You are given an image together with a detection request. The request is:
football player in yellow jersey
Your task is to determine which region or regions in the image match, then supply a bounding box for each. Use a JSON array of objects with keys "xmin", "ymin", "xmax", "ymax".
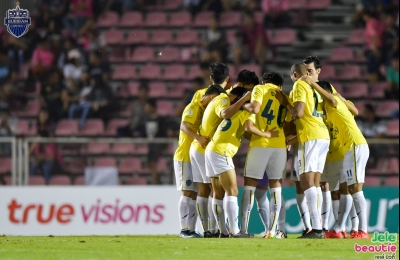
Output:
[
  {"xmin": 174, "ymin": 85, "xmax": 225, "ymax": 238},
  {"xmin": 240, "ymin": 72, "xmax": 289, "ymax": 238},
  {"xmin": 302, "ymin": 78, "xmax": 370, "ymax": 239},
  {"xmin": 277, "ymin": 63, "xmax": 330, "ymax": 238}
]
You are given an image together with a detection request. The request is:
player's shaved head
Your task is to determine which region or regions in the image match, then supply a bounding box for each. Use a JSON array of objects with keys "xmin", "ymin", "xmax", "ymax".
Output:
[{"xmin": 291, "ymin": 63, "xmax": 307, "ymax": 76}]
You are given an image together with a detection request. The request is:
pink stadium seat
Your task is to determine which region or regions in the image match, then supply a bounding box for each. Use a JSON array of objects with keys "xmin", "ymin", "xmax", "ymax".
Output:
[
  {"xmin": 0, "ymin": 157, "xmax": 12, "ymax": 175},
  {"xmin": 3, "ymin": 176, "xmax": 12, "ymax": 185},
  {"xmin": 55, "ymin": 120, "xmax": 78, "ymax": 136},
  {"xmin": 139, "ymin": 65, "xmax": 161, "ymax": 80},
  {"xmin": 119, "ymin": 12, "xmax": 142, "ymax": 28},
  {"xmin": 162, "ymin": 0, "xmax": 183, "ymax": 10},
  {"xmin": 343, "ymin": 83, "xmax": 368, "ymax": 99},
  {"xmin": 220, "ymin": 11, "xmax": 241, "ymax": 27},
  {"xmin": 119, "ymin": 158, "xmax": 143, "ymax": 174},
  {"xmin": 193, "ymin": 11, "xmax": 214, "ymax": 27},
  {"xmin": 157, "ymin": 158, "xmax": 168, "ymax": 172},
  {"xmin": 116, "ymin": 85, "xmax": 129, "ymax": 98},
  {"xmin": 337, "ymin": 65, "xmax": 361, "ymax": 80},
  {"xmin": 369, "ymin": 82, "xmax": 387, "ymax": 99},
  {"xmin": 319, "ymin": 64, "xmax": 336, "ymax": 79},
  {"xmin": 74, "ymin": 176, "xmax": 85, "ymax": 185},
  {"xmin": 126, "ymin": 177, "xmax": 148, "ymax": 185},
  {"xmin": 330, "ymin": 47, "xmax": 354, "ymax": 63},
  {"xmin": 346, "ymin": 29, "xmax": 365, "ymax": 45},
  {"xmin": 237, "ymin": 176, "xmax": 244, "ymax": 186},
  {"xmin": 330, "ymin": 82, "xmax": 343, "ymax": 94},
  {"xmin": 134, "ymin": 144, "xmax": 149, "ymax": 155},
  {"xmin": 16, "ymin": 119, "xmax": 37, "ymax": 136},
  {"xmin": 83, "ymin": 143, "xmax": 110, "ymax": 155},
  {"xmin": 226, "ymin": 30, "xmax": 236, "ymax": 43},
  {"xmin": 163, "ymin": 64, "xmax": 186, "ymax": 81},
  {"xmin": 149, "ymin": 82, "xmax": 168, "ymax": 97},
  {"xmin": 289, "ymin": 0, "xmax": 307, "ymax": 9},
  {"xmin": 364, "ymin": 177, "xmax": 382, "ymax": 186},
  {"xmin": 157, "ymin": 100, "xmax": 175, "ymax": 116},
  {"xmin": 78, "ymin": 119, "xmax": 105, "ymax": 136},
  {"xmin": 353, "ymin": 100, "xmax": 367, "ymax": 115},
  {"xmin": 29, "ymin": 176, "xmax": 46, "ymax": 185},
  {"xmin": 254, "ymin": 12, "xmax": 264, "ymax": 24},
  {"xmin": 104, "ymin": 29, "xmax": 124, "ymax": 45},
  {"xmin": 238, "ymin": 64, "xmax": 261, "ymax": 78},
  {"xmin": 49, "ymin": 175, "xmax": 71, "ymax": 186},
  {"xmin": 105, "ymin": 119, "xmax": 128, "ymax": 136},
  {"xmin": 168, "ymin": 11, "xmax": 191, "ymax": 27},
  {"xmin": 66, "ymin": 158, "xmax": 86, "ymax": 175},
  {"xmin": 307, "ymin": 0, "xmax": 331, "ymax": 10},
  {"xmin": 144, "ymin": 12, "xmax": 167, "ymax": 27},
  {"xmin": 111, "ymin": 143, "xmax": 135, "ymax": 155},
  {"xmin": 385, "ymin": 177, "xmax": 399, "ymax": 186},
  {"xmin": 270, "ymin": 29, "xmax": 297, "ymax": 45},
  {"xmin": 127, "ymin": 81, "xmax": 140, "ymax": 97},
  {"xmin": 387, "ymin": 158, "xmax": 399, "ymax": 174},
  {"xmin": 125, "ymin": 30, "xmax": 149, "ymax": 45},
  {"xmin": 156, "ymin": 47, "xmax": 180, "ymax": 62},
  {"xmin": 130, "ymin": 47, "xmax": 154, "ymax": 63},
  {"xmin": 18, "ymin": 101, "xmax": 40, "ymax": 117},
  {"xmin": 97, "ymin": 11, "xmax": 119, "ymax": 28},
  {"xmin": 150, "ymin": 30, "xmax": 173, "ymax": 45},
  {"xmin": 376, "ymin": 101, "xmax": 399, "ymax": 117},
  {"xmin": 175, "ymin": 30, "xmax": 199, "ymax": 45},
  {"xmin": 386, "ymin": 120, "xmax": 399, "ymax": 137},
  {"xmin": 169, "ymin": 82, "xmax": 190, "ymax": 98},
  {"xmin": 94, "ymin": 157, "xmax": 117, "ymax": 167},
  {"xmin": 188, "ymin": 65, "xmax": 202, "ymax": 79},
  {"xmin": 108, "ymin": 47, "xmax": 129, "ymax": 63},
  {"xmin": 112, "ymin": 65, "xmax": 136, "ymax": 80}
]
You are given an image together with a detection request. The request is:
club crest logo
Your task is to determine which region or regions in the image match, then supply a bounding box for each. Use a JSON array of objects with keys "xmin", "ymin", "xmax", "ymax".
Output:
[{"xmin": 4, "ymin": 1, "xmax": 31, "ymax": 38}]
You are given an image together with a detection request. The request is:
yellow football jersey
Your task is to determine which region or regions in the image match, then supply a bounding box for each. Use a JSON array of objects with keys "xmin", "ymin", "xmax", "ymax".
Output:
[
  {"xmin": 191, "ymin": 87, "xmax": 208, "ymax": 103},
  {"xmin": 174, "ymin": 101, "xmax": 205, "ymax": 162},
  {"xmin": 292, "ymin": 80, "xmax": 330, "ymax": 143},
  {"xmin": 249, "ymin": 84, "xmax": 288, "ymax": 148},
  {"xmin": 191, "ymin": 93, "xmax": 230, "ymax": 153},
  {"xmin": 207, "ymin": 110, "xmax": 253, "ymax": 158},
  {"xmin": 325, "ymin": 97, "xmax": 366, "ymax": 160}
]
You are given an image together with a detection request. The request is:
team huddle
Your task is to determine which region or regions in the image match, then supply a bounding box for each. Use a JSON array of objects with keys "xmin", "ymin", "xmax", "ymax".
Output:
[{"xmin": 173, "ymin": 56, "xmax": 370, "ymax": 239}]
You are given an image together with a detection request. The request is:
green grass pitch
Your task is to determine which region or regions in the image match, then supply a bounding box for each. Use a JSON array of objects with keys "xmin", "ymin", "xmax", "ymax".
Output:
[{"xmin": 0, "ymin": 234, "xmax": 398, "ymax": 260}]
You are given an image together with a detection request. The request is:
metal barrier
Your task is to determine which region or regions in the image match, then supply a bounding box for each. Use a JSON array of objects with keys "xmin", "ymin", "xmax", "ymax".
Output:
[{"xmin": 0, "ymin": 137, "xmax": 18, "ymax": 185}]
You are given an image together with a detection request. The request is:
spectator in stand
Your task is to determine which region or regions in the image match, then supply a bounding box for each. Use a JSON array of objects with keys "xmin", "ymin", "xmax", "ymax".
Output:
[
  {"xmin": 42, "ymin": 0, "xmax": 69, "ymax": 32},
  {"xmin": 63, "ymin": 0, "xmax": 94, "ymax": 35},
  {"xmin": 202, "ymin": 16, "xmax": 228, "ymax": 63},
  {"xmin": 63, "ymin": 49, "xmax": 85, "ymax": 89},
  {"xmin": 0, "ymin": 109, "xmax": 13, "ymax": 155},
  {"xmin": 85, "ymin": 75, "xmax": 114, "ymax": 125},
  {"xmin": 40, "ymin": 69, "xmax": 65, "ymax": 122},
  {"xmin": 385, "ymin": 54, "xmax": 399, "ymax": 99},
  {"xmin": 81, "ymin": 29, "xmax": 106, "ymax": 53},
  {"xmin": 356, "ymin": 104, "xmax": 387, "ymax": 138},
  {"xmin": 88, "ymin": 51, "xmax": 110, "ymax": 82},
  {"xmin": 36, "ymin": 108, "xmax": 56, "ymax": 136},
  {"xmin": 117, "ymin": 84, "xmax": 149, "ymax": 137},
  {"xmin": 0, "ymin": 33, "xmax": 11, "ymax": 84},
  {"xmin": 261, "ymin": 0, "xmax": 290, "ymax": 28},
  {"xmin": 175, "ymin": 77, "xmax": 206, "ymax": 117},
  {"xmin": 1, "ymin": 72, "xmax": 27, "ymax": 111},
  {"xmin": 57, "ymin": 38, "xmax": 77, "ymax": 69},
  {"xmin": 183, "ymin": 0, "xmax": 202, "ymax": 15},
  {"xmin": 200, "ymin": 0, "xmax": 230, "ymax": 16},
  {"xmin": 62, "ymin": 70, "xmax": 89, "ymax": 115},
  {"xmin": 31, "ymin": 37, "xmax": 55, "ymax": 78},
  {"xmin": 382, "ymin": 12, "xmax": 399, "ymax": 65}
]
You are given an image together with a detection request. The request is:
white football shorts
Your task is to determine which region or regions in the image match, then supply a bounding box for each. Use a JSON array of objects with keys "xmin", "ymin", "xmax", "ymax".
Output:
[
  {"xmin": 321, "ymin": 160, "xmax": 344, "ymax": 191},
  {"xmin": 245, "ymin": 147, "xmax": 287, "ymax": 180},
  {"xmin": 290, "ymin": 145, "xmax": 300, "ymax": 182},
  {"xmin": 297, "ymin": 139, "xmax": 330, "ymax": 175},
  {"xmin": 174, "ymin": 160, "xmax": 198, "ymax": 192},
  {"xmin": 189, "ymin": 147, "xmax": 210, "ymax": 184},
  {"xmin": 342, "ymin": 144, "xmax": 369, "ymax": 186},
  {"xmin": 205, "ymin": 150, "xmax": 234, "ymax": 178}
]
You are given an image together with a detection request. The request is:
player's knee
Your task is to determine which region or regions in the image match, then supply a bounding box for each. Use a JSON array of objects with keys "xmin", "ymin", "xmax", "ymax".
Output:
[
  {"xmin": 331, "ymin": 190, "xmax": 340, "ymax": 200},
  {"xmin": 339, "ymin": 182, "xmax": 349, "ymax": 195},
  {"xmin": 226, "ymin": 187, "xmax": 238, "ymax": 197},
  {"xmin": 320, "ymin": 182, "xmax": 328, "ymax": 192}
]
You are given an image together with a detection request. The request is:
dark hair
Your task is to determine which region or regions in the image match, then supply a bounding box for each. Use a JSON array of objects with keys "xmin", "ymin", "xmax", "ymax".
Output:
[
  {"xmin": 303, "ymin": 56, "xmax": 322, "ymax": 70},
  {"xmin": 192, "ymin": 77, "xmax": 205, "ymax": 86},
  {"xmin": 204, "ymin": 84, "xmax": 225, "ymax": 96},
  {"xmin": 230, "ymin": 86, "xmax": 248, "ymax": 98},
  {"xmin": 146, "ymin": 98, "xmax": 157, "ymax": 109},
  {"xmin": 364, "ymin": 104, "xmax": 374, "ymax": 113},
  {"xmin": 209, "ymin": 63, "xmax": 229, "ymax": 84},
  {"xmin": 317, "ymin": 80, "xmax": 333, "ymax": 93},
  {"xmin": 291, "ymin": 63, "xmax": 307, "ymax": 75},
  {"xmin": 262, "ymin": 72, "xmax": 284, "ymax": 86},
  {"xmin": 237, "ymin": 70, "xmax": 259, "ymax": 86}
]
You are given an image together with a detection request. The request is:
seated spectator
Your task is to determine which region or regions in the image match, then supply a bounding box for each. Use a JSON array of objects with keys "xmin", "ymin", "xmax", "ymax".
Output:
[
  {"xmin": 88, "ymin": 51, "xmax": 110, "ymax": 82},
  {"xmin": 36, "ymin": 108, "xmax": 56, "ymax": 136},
  {"xmin": 81, "ymin": 29, "xmax": 106, "ymax": 53},
  {"xmin": 202, "ymin": 17, "xmax": 228, "ymax": 63},
  {"xmin": 63, "ymin": 49, "xmax": 85, "ymax": 89},
  {"xmin": 0, "ymin": 33, "xmax": 11, "ymax": 84},
  {"xmin": 356, "ymin": 104, "xmax": 387, "ymax": 138},
  {"xmin": 261, "ymin": 0, "xmax": 290, "ymax": 28},
  {"xmin": 1, "ymin": 72, "xmax": 27, "ymax": 111},
  {"xmin": 63, "ymin": 0, "xmax": 94, "ymax": 34},
  {"xmin": 175, "ymin": 77, "xmax": 206, "ymax": 117},
  {"xmin": 61, "ymin": 70, "xmax": 89, "ymax": 114},
  {"xmin": 385, "ymin": 54, "xmax": 399, "ymax": 99},
  {"xmin": 31, "ymin": 37, "xmax": 55, "ymax": 78},
  {"xmin": 183, "ymin": 0, "xmax": 202, "ymax": 15},
  {"xmin": 0, "ymin": 109, "xmax": 13, "ymax": 155},
  {"xmin": 200, "ymin": 0, "xmax": 230, "ymax": 16},
  {"xmin": 40, "ymin": 69, "xmax": 65, "ymax": 122}
]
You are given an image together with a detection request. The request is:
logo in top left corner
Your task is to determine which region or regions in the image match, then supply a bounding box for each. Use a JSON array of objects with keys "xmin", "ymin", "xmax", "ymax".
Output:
[{"xmin": 4, "ymin": 1, "xmax": 31, "ymax": 38}]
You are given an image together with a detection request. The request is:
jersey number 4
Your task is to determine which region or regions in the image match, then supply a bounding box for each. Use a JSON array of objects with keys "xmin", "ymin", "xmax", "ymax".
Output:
[{"xmin": 261, "ymin": 99, "xmax": 288, "ymax": 127}]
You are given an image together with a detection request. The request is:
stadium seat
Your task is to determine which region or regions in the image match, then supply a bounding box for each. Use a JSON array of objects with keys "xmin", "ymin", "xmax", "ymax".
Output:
[
  {"xmin": 175, "ymin": 30, "xmax": 199, "ymax": 45},
  {"xmin": 254, "ymin": 11, "xmax": 264, "ymax": 24},
  {"xmin": 270, "ymin": 29, "xmax": 297, "ymax": 45},
  {"xmin": 119, "ymin": 12, "xmax": 143, "ymax": 28},
  {"xmin": 94, "ymin": 157, "xmax": 117, "ymax": 167},
  {"xmin": 343, "ymin": 83, "xmax": 368, "ymax": 99},
  {"xmin": 386, "ymin": 120, "xmax": 399, "ymax": 137},
  {"xmin": 127, "ymin": 81, "xmax": 140, "ymax": 97},
  {"xmin": 226, "ymin": 30, "xmax": 236, "ymax": 44},
  {"xmin": 168, "ymin": 11, "xmax": 192, "ymax": 27},
  {"xmin": 319, "ymin": 64, "xmax": 336, "ymax": 79},
  {"xmin": 162, "ymin": 0, "xmax": 183, "ymax": 10},
  {"xmin": 220, "ymin": 11, "xmax": 241, "ymax": 27},
  {"xmin": 49, "ymin": 175, "xmax": 71, "ymax": 185},
  {"xmin": 130, "ymin": 47, "xmax": 154, "ymax": 63},
  {"xmin": 78, "ymin": 119, "xmax": 105, "ymax": 136},
  {"xmin": 97, "ymin": 11, "xmax": 119, "ymax": 28},
  {"xmin": 346, "ymin": 29, "xmax": 365, "ymax": 45},
  {"xmin": 330, "ymin": 82, "xmax": 343, "ymax": 94},
  {"xmin": 237, "ymin": 176, "xmax": 244, "ymax": 186},
  {"xmin": 376, "ymin": 101, "xmax": 399, "ymax": 117},
  {"xmin": 369, "ymin": 82, "xmax": 387, "ymax": 99},
  {"xmin": 388, "ymin": 157, "xmax": 399, "ymax": 174},
  {"xmin": 139, "ymin": 65, "xmax": 161, "ymax": 80},
  {"xmin": 150, "ymin": 30, "xmax": 173, "ymax": 45},
  {"xmin": 0, "ymin": 157, "xmax": 12, "ymax": 175},
  {"xmin": 108, "ymin": 47, "xmax": 129, "ymax": 63},
  {"xmin": 364, "ymin": 177, "xmax": 382, "ymax": 186},
  {"xmin": 329, "ymin": 47, "xmax": 354, "ymax": 63},
  {"xmin": 55, "ymin": 120, "xmax": 78, "ymax": 136},
  {"xmin": 18, "ymin": 101, "xmax": 40, "ymax": 117},
  {"xmin": 126, "ymin": 177, "xmax": 148, "ymax": 185},
  {"xmin": 16, "ymin": 119, "xmax": 36, "ymax": 136},
  {"xmin": 134, "ymin": 144, "xmax": 149, "ymax": 155},
  {"xmin": 238, "ymin": 64, "xmax": 261, "ymax": 78},
  {"xmin": 112, "ymin": 64, "xmax": 136, "ymax": 80},
  {"xmin": 157, "ymin": 100, "xmax": 175, "ymax": 116},
  {"xmin": 353, "ymin": 100, "xmax": 367, "ymax": 115},
  {"xmin": 149, "ymin": 82, "xmax": 168, "ymax": 97},
  {"xmin": 169, "ymin": 82, "xmax": 190, "ymax": 98},
  {"xmin": 367, "ymin": 158, "xmax": 392, "ymax": 175},
  {"xmin": 156, "ymin": 47, "xmax": 180, "ymax": 62},
  {"xmin": 29, "ymin": 176, "xmax": 46, "ymax": 185},
  {"xmin": 163, "ymin": 64, "xmax": 186, "ymax": 81},
  {"xmin": 82, "ymin": 143, "xmax": 110, "ymax": 155},
  {"xmin": 307, "ymin": 0, "xmax": 331, "ymax": 10},
  {"xmin": 74, "ymin": 176, "xmax": 85, "ymax": 185},
  {"xmin": 337, "ymin": 65, "xmax": 361, "ymax": 80},
  {"xmin": 289, "ymin": 0, "xmax": 307, "ymax": 9},
  {"xmin": 144, "ymin": 12, "xmax": 167, "ymax": 27},
  {"xmin": 118, "ymin": 158, "xmax": 143, "ymax": 174},
  {"xmin": 125, "ymin": 30, "xmax": 149, "ymax": 45},
  {"xmin": 385, "ymin": 177, "xmax": 399, "ymax": 186},
  {"xmin": 193, "ymin": 11, "xmax": 214, "ymax": 27},
  {"xmin": 111, "ymin": 143, "xmax": 135, "ymax": 155},
  {"xmin": 157, "ymin": 158, "xmax": 168, "ymax": 172},
  {"xmin": 187, "ymin": 65, "xmax": 203, "ymax": 79},
  {"xmin": 66, "ymin": 158, "xmax": 86, "ymax": 175},
  {"xmin": 104, "ymin": 29, "xmax": 124, "ymax": 45},
  {"xmin": 105, "ymin": 119, "xmax": 128, "ymax": 136},
  {"xmin": 118, "ymin": 104, "xmax": 131, "ymax": 118},
  {"xmin": 3, "ymin": 176, "xmax": 12, "ymax": 185}
]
